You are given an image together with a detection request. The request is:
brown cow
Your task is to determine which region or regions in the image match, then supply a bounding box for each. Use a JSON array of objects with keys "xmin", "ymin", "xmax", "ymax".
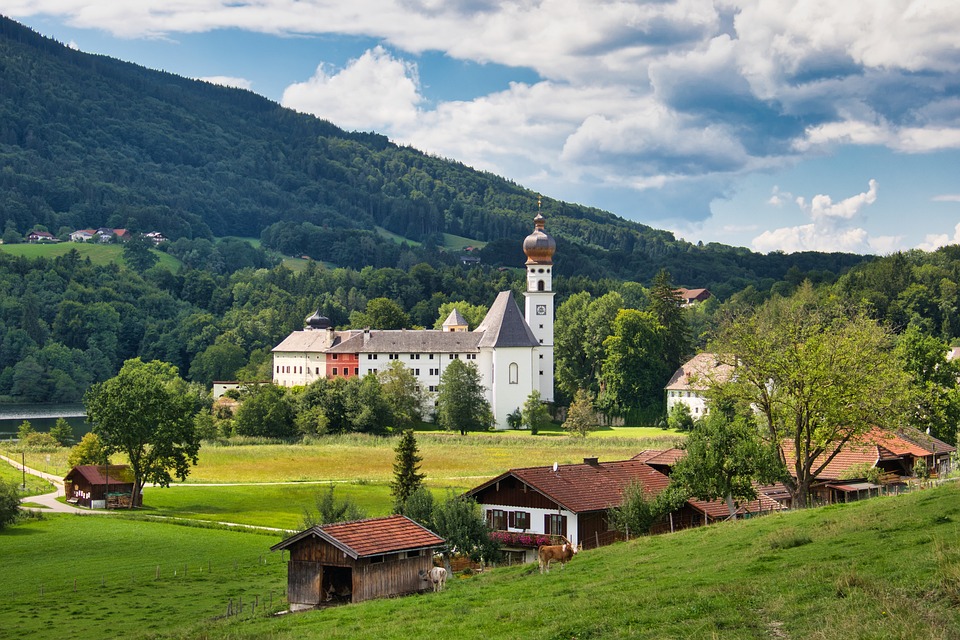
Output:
[{"xmin": 537, "ymin": 541, "xmax": 580, "ymax": 574}]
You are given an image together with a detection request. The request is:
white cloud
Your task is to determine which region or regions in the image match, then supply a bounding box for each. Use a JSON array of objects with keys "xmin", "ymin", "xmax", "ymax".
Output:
[
  {"xmin": 767, "ymin": 186, "xmax": 791, "ymax": 206},
  {"xmin": 917, "ymin": 223, "xmax": 960, "ymax": 252},
  {"xmin": 282, "ymin": 46, "xmax": 422, "ymax": 132},
  {"xmin": 933, "ymin": 194, "xmax": 960, "ymax": 202},
  {"xmin": 198, "ymin": 75, "xmax": 252, "ymax": 90},
  {"xmin": 752, "ymin": 180, "xmax": 888, "ymax": 253}
]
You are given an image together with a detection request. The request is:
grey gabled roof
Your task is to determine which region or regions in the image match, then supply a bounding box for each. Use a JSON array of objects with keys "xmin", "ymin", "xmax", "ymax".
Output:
[
  {"xmin": 442, "ymin": 308, "xmax": 469, "ymax": 328},
  {"xmin": 475, "ymin": 291, "xmax": 539, "ymax": 348},
  {"xmin": 326, "ymin": 329, "xmax": 482, "ymax": 353}
]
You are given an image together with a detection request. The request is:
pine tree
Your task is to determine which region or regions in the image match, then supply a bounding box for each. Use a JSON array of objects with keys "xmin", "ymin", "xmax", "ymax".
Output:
[{"xmin": 390, "ymin": 429, "xmax": 426, "ymax": 511}]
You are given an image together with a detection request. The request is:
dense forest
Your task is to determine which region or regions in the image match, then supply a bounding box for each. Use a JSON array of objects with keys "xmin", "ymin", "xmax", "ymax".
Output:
[{"xmin": 0, "ymin": 15, "xmax": 870, "ymax": 295}]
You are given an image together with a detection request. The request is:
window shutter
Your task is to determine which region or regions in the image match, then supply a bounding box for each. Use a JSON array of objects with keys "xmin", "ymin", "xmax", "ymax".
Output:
[
  {"xmin": 508, "ymin": 511, "xmax": 515, "ymax": 528},
  {"xmin": 561, "ymin": 516, "xmax": 567, "ymax": 538},
  {"xmin": 544, "ymin": 514, "xmax": 551, "ymax": 533}
]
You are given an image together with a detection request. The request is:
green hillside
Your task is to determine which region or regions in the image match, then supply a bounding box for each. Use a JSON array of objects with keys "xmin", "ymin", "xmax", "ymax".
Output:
[
  {"xmin": 0, "ymin": 16, "xmax": 869, "ymax": 292},
  {"xmin": 153, "ymin": 482, "xmax": 960, "ymax": 640},
  {"xmin": 0, "ymin": 241, "xmax": 180, "ymax": 270}
]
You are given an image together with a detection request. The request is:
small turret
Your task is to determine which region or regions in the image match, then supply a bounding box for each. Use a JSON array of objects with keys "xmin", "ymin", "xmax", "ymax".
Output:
[{"xmin": 304, "ymin": 309, "xmax": 331, "ymax": 330}]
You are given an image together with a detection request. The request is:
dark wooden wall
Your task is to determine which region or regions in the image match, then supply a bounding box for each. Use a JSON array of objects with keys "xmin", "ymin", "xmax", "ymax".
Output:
[{"xmin": 472, "ymin": 476, "xmax": 559, "ymax": 510}]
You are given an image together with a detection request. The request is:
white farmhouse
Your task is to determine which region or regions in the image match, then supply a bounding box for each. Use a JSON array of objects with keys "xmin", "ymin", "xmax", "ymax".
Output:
[
  {"xmin": 271, "ymin": 212, "xmax": 556, "ymax": 430},
  {"xmin": 664, "ymin": 352, "xmax": 732, "ymax": 418}
]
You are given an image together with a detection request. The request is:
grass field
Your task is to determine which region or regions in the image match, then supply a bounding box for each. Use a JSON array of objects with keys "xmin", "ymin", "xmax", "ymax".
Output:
[
  {"xmin": 0, "ymin": 458, "xmax": 55, "ymax": 497},
  {"xmin": 0, "ymin": 241, "xmax": 179, "ymax": 270},
  {"xmin": 0, "ymin": 515, "xmax": 286, "ymax": 640},
  {"xmin": 151, "ymin": 482, "xmax": 960, "ymax": 640},
  {"xmin": 142, "ymin": 482, "xmax": 467, "ymax": 530}
]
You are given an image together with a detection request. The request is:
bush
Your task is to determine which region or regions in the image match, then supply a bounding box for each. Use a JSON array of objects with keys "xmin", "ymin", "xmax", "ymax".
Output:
[{"xmin": 0, "ymin": 479, "xmax": 22, "ymax": 530}]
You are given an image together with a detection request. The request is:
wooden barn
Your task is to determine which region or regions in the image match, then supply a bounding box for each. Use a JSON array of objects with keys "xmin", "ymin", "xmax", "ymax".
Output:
[
  {"xmin": 63, "ymin": 465, "xmax": 141, "ymax": 509},
  {"xmin": 271, "ymin": 514, "xmax": 446, "ymax": 611}
]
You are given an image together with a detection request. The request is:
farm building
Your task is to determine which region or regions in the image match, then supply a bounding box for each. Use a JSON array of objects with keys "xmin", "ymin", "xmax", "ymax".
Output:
[
  {"xmin": 466, "ymin": 454, "xmax": 781, "ymax": 563},
  {"xmin": 63, "ymin": 464, "xmax": 141, "ymax": 509},
  {"xmin": 271, "ymin": 515, "xmax": 446, "ymax": 611}
]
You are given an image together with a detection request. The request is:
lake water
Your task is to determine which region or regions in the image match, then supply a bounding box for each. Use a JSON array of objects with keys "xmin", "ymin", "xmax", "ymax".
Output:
[{"xmin": 0, "ymin": 404, "xmax": 89, "ymax": 442}]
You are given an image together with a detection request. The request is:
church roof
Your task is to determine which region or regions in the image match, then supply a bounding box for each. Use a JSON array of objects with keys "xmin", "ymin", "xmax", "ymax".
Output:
[
  {"xmin": 271, "ymin": 330, "xmax": 334, "ymax": 353},
  {"xmin": 475, "ymin": 291, "xmax": 540, "ymax": 348}
]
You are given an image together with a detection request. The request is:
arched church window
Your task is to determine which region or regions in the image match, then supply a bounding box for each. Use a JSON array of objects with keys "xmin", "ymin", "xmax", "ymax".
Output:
[
  {"xmin": 509, "ymin": 362, "xmax": 519, "ymax": 384},
  {"xmin": 537, "ymin": 280, "xmax": 545, "ymax": 291}
]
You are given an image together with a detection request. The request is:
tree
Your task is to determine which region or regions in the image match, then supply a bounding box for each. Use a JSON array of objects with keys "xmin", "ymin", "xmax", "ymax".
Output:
[
  {"xmin": 649, "ymin": 268, "xmax": 691, "ymax": 375},
  {"xmin": 563, "ymin": 389, "xmax": 598, "ymax": 437},
  {"xmin": 68, "ymin": 432, "xmax": 106, "ymax": 467},
  {"xmin": 300, "ymin": 483, "xmax": 366, "ymax": 528},
  {"xmin": 16, "ymin": 420, "xmax": 34, "ymax": 440},
  {"xmin": 598, "ymin": 309, "xmax": 665, "ymax": 411},
  {"xmin": 84, "ymin": 358, "xmax": 203, "ymax": 508},
  {"xmin": 607, "ymin": 480, "xmax": 656, "ymax": 538},
  {"xmin": 668, "ymin": 410, "xmax": 783, "ymax": 518},
  {"xmin": 49, "ymin": 418, "xmax": 73, "ymax": 446},
  {"xmin": 711, "ymin": 284, "xmax": 909, "ymax": 507},
  {"xmin": 400, "ymin": 486, "xmax": 435, "ymax": 531},
  {"xmin": 436, "ymin": 359, "xmax": 493, "ymax": 435},
  {"xmin": 521, "ymin": 390, "xmax": 551, "ymax": 434},
  {"xmin": 432, "ymin": 491, "xmax": 501, "ymax": 564},
  {"xmin": 896, "ymin": 326, "xmax": 960, "ymax": 445},
  {"xmin": 390, "ymin": 430, "xmax": 426, "ymax": 511},
  {"xmin": 349, "ymin": 297, "xmax": 410, "ymax": 330},
  {"xmin": 122, "ymin": 235, "xmax": 159, "ymax": 272},
  {"xmin": 666, "ymin": 402, "xmax": 695, "ymax": 431},
  {"xmin": 0, "ymin": 480, "xmax": 21, "ymax": 530},
  {"xmin": 379, "ymin": 360, "xmax": 424, "ymax": 431},
  {"xmin": 189, "ymin": 342, "xmax": 247, "ymax": 386},
  {"xmin": 233, "ymin": 383, "xmax": 296, "ymax": 438}
]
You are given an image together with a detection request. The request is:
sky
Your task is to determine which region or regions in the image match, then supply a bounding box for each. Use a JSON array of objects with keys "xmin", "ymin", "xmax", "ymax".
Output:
[{"xmin": 3, "ymin": 1, "xmax": 960, "ymax": 255}]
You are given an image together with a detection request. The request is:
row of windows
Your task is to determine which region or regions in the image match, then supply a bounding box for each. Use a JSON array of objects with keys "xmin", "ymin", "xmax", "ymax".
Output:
[
  {"xmin": 668, "ymin": 391, "xmax": 699, "ymax": 398},
  {"xmin": 486, "ymin": 509, "xmax": 565, "ymax": 536}
]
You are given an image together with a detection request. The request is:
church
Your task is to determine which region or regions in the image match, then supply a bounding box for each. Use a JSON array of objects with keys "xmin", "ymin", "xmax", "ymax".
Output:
[{"xmin": 271, "ymin": 212, "xmax": 556, "ymax": 430}]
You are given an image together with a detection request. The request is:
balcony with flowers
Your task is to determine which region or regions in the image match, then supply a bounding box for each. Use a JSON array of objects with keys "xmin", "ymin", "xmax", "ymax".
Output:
[{"xmin": 489, "ymin": 530, "xmax": 565, "ymax": 548}]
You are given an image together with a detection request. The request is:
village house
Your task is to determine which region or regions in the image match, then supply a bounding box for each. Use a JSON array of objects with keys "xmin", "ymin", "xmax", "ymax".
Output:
[
  {"xmin": 69, "ymin": 228, "xmax": 96, "ymax": 242},
  {"xmin": 63, "ymin": 464, "xmax": 140, "ymax": 509},
  {"xmin": 664, "ymin": 352, "xmax": 733, "ymax": 418},
  {"xmin": 465, "ymin": 453, "xmax": 781, "ymax": 563},
  {"xmin": 270, "ymin": 515, "xmax": 445, "ymax": 610},
  {"xmin": 676, "ymin": 287, "xmax": 712, "ymax": 306},
  {"xmin": 272, "ymin": 212, "xmax": 557, "ymax": 430},
  {"xmin": 26, "ymin": 230, "xmax": 57, "ymax": 243}
]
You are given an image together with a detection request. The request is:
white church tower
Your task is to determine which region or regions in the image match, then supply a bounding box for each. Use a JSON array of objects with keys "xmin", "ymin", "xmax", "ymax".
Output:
[{"xmin": 522, "ymin": 203, "xmax": 556, "ymax": 403}]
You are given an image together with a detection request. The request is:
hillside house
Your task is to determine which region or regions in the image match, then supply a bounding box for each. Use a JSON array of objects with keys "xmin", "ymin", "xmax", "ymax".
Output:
[
  {"xmin": 271, "ymin": 515, "xmax": 445, "ymax": 610},
  {"xmin": 665, "ymin": 353, "xmax": 733, "ymax": 418},
  {"xmin": 677, "ymin": 288, "xmax": 712, "ymax": 306},
  {"xmin": 465, "ymin": 454, "xmax": 780, "ymax": 563},
  {"xmin": 64, "ymin": 464, "xmax": 140, "ymax": 509},
  {"xmin": 70, "ymin": 229, "xmax": 96, "ymax": 242},
  {"xmin": 26, "ymin": 230, "xmax": 56, "ymax": 243}
]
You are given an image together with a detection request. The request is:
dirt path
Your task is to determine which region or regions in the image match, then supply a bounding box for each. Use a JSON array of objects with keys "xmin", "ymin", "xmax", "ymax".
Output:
[{"xmin": 0, "ymin": 453, "xmax": 91, "ymax": 513}]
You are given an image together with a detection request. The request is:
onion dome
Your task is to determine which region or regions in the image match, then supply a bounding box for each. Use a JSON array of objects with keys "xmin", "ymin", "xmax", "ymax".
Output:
[
  {"xmin": 522, "ymin": 212, "xmax": 556, "ymax": 265},
  {"xmin": 304, "ymin": 309, "xmax": 331, "ymax": 330}
]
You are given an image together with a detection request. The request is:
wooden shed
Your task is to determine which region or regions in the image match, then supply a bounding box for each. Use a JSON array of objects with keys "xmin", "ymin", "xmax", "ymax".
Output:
[
  {"xmin": 271, "ymin": 515, "xmax": 446, "ymax": 611},
  {"xmin": 63, "ymin": 465, "xmax": 141, "ymax": 509}
]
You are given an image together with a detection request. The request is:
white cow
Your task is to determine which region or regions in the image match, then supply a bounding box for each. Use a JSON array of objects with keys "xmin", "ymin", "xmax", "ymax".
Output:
[{"xmin": 418, "ymin": 566, "xmax": 447, "ymax": 592}]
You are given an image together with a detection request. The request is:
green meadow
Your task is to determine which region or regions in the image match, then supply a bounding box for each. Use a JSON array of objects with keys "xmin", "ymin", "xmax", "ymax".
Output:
[
  {"xmin": 0, "ymin": 241, "xmax": 179, "ymax": 270},
  {"xmin": 1, "ymin": 515, "xmax": 286, "ymax": 640},
  {"xmin": 135, "ymin": 481, "xmax": 960, "ymax": 640},
  {"xmin": 0, "ymin": 459, "xmax": 54, "ymax": 497}
]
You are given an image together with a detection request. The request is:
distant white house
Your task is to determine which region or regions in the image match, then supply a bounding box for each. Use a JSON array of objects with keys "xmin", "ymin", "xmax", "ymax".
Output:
[{"xmin": 664, "ymin": 353, "xmax": 733, "ymax": 418}]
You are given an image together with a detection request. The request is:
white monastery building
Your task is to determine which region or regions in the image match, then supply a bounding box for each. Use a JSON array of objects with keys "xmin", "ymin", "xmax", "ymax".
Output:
[{"xmin": 272, "ymin": 213, "xmax": 557, "ymax": 430}]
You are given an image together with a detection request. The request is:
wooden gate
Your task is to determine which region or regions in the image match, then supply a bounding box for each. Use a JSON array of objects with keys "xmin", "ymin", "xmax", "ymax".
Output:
[{"xmin": 287, "ymin": 560, "xmax": 322, "ymax": 606}]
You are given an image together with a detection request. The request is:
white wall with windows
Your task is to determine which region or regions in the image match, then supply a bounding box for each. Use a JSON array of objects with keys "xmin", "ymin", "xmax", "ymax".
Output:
[{"xmin": 482, "ymin": 503, "xmax": 580, "ymax": 546}]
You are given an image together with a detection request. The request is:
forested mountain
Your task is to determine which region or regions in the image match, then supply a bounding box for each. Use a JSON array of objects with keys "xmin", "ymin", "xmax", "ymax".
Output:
[{"xmin": 0, "ymin": 16, "xmax": 869, "ymax": 294}]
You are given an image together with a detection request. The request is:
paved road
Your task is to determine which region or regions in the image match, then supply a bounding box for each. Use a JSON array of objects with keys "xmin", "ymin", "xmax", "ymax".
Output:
[{"xmin": 0, "ymin": 453, "xmax": 88, "ymax": 514}]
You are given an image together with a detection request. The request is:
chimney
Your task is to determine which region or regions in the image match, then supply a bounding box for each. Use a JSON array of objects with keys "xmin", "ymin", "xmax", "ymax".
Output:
[{"xmin": 583, "ymin": 457, "xmax": 599, "ymax": 466}]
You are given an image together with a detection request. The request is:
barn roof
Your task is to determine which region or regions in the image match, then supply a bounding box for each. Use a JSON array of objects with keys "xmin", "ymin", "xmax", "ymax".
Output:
[
  {"xmin": 270, "ymin": 515, "xmax": 445, "ymax": 559},
  {"xmin": 64, "ymin": 465, "xmax": 134, "ymax": 486}
]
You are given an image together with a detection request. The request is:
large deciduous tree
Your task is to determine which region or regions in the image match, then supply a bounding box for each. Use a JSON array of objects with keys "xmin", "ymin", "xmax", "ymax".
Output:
[
  {"xmin": 436, "ymin": 359, "xmax": 493, "ymax": 435},
  {"xmin": 84, "ymin": 358, "xmax": 204, "ymax": 508},
  {"xmin": 668, "ymin": 409, "xmax": 784, "ymax": 518},
  {"xmin": 649, "ymin": 269, "xmax": 690, "ymax": 377},
  {"xmin": 598, "ymin": 309, "xmax": 665, "ymax": 412},
  {"xmin": 233, "ymin": 383, "xmax": 297, "ymax": 438},
  {"xmin": 379, "ymin": 360, "xmax": 425, "ymax": 431},
  {"xmin": 712, "ymin": 285, "xmax": 909, "ymax": 508},
  {"xmin": 896, "ymin": 326, "xmax": 960, "ymax": 445}
]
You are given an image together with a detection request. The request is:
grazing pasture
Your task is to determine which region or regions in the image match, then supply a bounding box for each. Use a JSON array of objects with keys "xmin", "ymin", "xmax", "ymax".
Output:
[
  {"xmin": 146, "ymin": 482, "xmax": 960, "ymax": 640},
  {"xmin": 0, "ymin": 459, "xmax": 54, "ymax": 497},
  {"xmin": 0, "ymin": 515, "xmax": 285, "ymax": 640}
]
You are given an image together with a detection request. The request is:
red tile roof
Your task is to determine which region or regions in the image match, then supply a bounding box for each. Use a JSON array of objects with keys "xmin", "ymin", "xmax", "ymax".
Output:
[
  {"xmin": 467, "ymin": 455, "xmax": 781, "ymax": 520},
  {"xmin": 272, "ymin": 515, "xmax": 445, "ymax": 559}
]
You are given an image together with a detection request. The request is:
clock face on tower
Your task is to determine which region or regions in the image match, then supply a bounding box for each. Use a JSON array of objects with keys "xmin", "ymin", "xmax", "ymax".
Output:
[{"xmin": 536, "ymin": 304, "xmax": 547, "ymax": 315}]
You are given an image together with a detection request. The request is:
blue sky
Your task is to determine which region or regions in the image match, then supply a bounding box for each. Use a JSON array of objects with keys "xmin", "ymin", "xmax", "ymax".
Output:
[{"xmin": 4, "ymin": 2, "xmax": 960, "ymax": 254}]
